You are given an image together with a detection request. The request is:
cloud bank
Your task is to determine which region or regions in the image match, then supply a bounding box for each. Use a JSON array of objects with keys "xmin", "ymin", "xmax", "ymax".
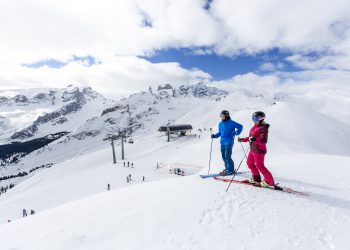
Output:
[{"xmin": 0, "ymin": 0, "xmax": 349, "ymax": 96}]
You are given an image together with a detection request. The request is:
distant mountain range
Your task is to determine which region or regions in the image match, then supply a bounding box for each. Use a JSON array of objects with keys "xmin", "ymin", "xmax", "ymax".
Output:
[{"xmin": 0, "ymin": 83, "xmax": 227, "ymax": 165}]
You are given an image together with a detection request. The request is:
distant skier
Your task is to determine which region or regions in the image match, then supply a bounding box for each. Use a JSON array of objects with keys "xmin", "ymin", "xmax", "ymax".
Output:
[
  {"xmin": 107, "ymin": 184, "xmax": 110, "ymax": 191},
  {"xmin": 238, "ymin": 111, "xmax": 275, "ymax": 188},
  {"xmin": 211, "ymin": 110, "xmax": 243, "ymax": 175},
  {"xmin": 126, "ymin": 176, "xmax": 130, "ymax": 183},
  {"xmin": 30, "ymin": 210, "xmax": 35, "ymax": 215},
  {"xmin": 123, "ymin": 162, "xmax": 126, "ymax": 167},
  {"xmin": 23, "ymin": 209, "xmax": 27, "ymax": 217},
  {"xmin": 142, "ymin": 176, "xmax": 145, "ymax": 181},
  {"xmin": 128, "ymin": 174, "xmax": 132, "ymax": 181},
  {"xmin": 131, "ymin": 163, "xmax": 134, "ymax": 168},
  {"xmin": 156, "ymin": 163, "xmax": 159, "ymax": 169},
  {"xmin": 127, "ymin": 161, "xmax": 130, "ymax": 167}
]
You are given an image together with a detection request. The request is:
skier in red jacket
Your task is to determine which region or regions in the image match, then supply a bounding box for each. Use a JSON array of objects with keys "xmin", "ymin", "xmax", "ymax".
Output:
[{"xmin": 238, "ymin": 111, "xmax": 275, "ymax": 188}]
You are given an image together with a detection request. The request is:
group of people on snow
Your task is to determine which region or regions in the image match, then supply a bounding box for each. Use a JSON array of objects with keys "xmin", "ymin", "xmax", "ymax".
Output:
[
  {"xmin": 211, "ymin": 110, "xmax": 275, "ymax": 188},
  {"xmin": 125, "ymin": 174, "xmax": 145, "ymax": 184},
  {"xmin": 107, "ymin": 175, "xmax": 146, "ymax": 190},
  {"xmin": 169, "ymin": 168, "xmax": 185, "ymax": 176},
  {"xmin": 123, "ymin": 161, "xmax": 134, "ymax": 168},
  {"xmin": 0, "ymin": 184, "xmax": 15, "ymax": 195},
  {"xmin": 22, "ymin": 209, "xmax": 35, "ymax": 217}
]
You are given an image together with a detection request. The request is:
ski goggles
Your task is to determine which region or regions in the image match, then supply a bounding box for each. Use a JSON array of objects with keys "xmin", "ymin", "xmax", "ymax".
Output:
[{"xmin": 252, "ymin": 115, "xmax": 260, "ymax": 123}]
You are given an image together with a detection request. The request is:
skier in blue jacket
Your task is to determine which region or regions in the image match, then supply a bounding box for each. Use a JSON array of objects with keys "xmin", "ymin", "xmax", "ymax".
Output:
[{"xmin": 211, "ymin": 110, "xmax": 243, "ymax": 175}]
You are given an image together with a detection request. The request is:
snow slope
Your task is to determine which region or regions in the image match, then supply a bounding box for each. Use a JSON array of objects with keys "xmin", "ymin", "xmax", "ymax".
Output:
[
  {"xmin": 0, "ymin": 152, "xmax": 349, "ymax": 250},
  {"xmin": 0, "ymin": 80, "xmax": 350, "ymax": 249}
]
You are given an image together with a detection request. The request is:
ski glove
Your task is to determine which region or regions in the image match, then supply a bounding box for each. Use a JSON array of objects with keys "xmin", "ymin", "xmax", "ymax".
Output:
[
  {"xmin": 211, "ymin": 134, "xmax": 216, "ymax": 138},
  {"xmin": 237, "ymin": 137, "xmax": 243, "ymax": 142}
]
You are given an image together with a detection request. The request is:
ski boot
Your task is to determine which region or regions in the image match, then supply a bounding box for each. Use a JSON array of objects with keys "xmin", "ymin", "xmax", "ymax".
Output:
[
  {"xmin": 248, "ymin": 178, "xmax": 260, "ymax": 186},
  {"xmin": 260, "ymin": 180, "xmax": 275, "ymax": 189},
  {"xmin": 220, "ymin": 170, "xmax": 234, "ymax": 176},
  {"xmin": 249, "ymin": 175, "xmax": 261, "ymax": 185}
]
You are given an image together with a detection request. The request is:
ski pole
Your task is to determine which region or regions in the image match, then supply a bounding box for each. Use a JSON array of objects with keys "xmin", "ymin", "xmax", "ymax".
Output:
[
  {"xmin": 226, "ymin": 152, "xmax": 245, "ymax": 192},
  {"xmin": 226, "ymin": 144, "xmax": 249, "ymax": 192},
  {"xmin": 207, "ymin": 138, "xmax": 213, "ymax": 175},
  {"xmin": 240, "ymin": 141, "xmax": 248, "ymax": 160}
]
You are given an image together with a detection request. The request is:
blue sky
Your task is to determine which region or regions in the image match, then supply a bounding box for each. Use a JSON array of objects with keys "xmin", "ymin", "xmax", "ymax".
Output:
[
  {"xmin": 23, "ymin": 55, "xmax": 97, "ymax": 69},
  {"xmin": 24, "ymin": 49, "xmax": 299, "ymax": 81},
  {"xmin": 143, "ymin": 48, "xmax": 299, "ymax": 80}
]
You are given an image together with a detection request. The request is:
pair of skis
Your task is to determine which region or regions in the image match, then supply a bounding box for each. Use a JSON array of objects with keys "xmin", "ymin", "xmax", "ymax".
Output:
[
  {"xmin": 213, "ymin": 176, "xmax": 309, "ymax": 196},
  {"xmin": 204, "ymin": 142, "xmax": 308, "ymax": 196},
  {"xmin": 200, "ymin": 173, "xmax": 308, "ymax": 196}
]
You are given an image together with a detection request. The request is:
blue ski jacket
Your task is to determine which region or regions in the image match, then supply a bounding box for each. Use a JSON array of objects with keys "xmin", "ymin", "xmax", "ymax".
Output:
[{"xmin": 213, "ymin": 119, "xmax": 243, "ymax": 145}]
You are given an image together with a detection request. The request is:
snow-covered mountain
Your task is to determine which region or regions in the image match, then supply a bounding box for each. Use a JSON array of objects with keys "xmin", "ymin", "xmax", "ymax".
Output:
[
  {"xmin": 0, "ymin": 80, "xmax": 349, "ymax": 249},
  {"xmin": 0, "ymin": 85, "xmax": 113, "ymax": 142},
  {"xmin": 0, "ymin": 82, "xmax": 228, "ymax": 183},
  {"xmin": 0, "ymin": 83, "xmax": 226, "ymax": 144}
]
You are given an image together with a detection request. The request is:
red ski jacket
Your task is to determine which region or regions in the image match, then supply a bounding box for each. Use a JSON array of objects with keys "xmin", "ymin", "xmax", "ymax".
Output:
[{"xmin": 241, "ymin": 122, "xmax": 270, "ymax": 154}]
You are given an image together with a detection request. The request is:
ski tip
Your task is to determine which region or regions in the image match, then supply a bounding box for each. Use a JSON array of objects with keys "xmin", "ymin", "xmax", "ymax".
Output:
[{"xmin": 274, "ymin": 185, "xmax": 283, "ymax": 191}]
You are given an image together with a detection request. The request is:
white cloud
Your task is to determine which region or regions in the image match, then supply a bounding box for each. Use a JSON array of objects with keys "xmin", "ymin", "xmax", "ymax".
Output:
[
  {"xmin": 210, "ymin": 72, "xmax": 280, "ymax": 94},
  {"xmin": 0, "ymin": 56, "xmax": 211, "ymax": 98},
  {"xmin": 1, "ymin": 0, "xmax": 350, "ymax": 92},
  {"xmin": 0, "ymin": 0, "xmax": 221, "ymax": 64},
  {"xmin": 210, "ymin": 0, "xmax": 350, "ymax": 54},
  {"xmin": 286, "ymin": 52, "xmax": 350, "ymax": 70},
  {"xmin": 259, "ymin": 62, "xmax": 285, "ymax": 72},
  {"xmin": 1, "ymin": 0, "xmax": 350, "ymax": 63},
  {"xmin": 210, "ymin": 70, "xmax": 350, "ymax": 98}
]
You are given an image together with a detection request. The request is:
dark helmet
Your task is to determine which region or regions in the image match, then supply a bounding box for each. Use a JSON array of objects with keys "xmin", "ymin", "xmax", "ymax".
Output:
[
  {"xmin": 220, "ymin": 110, "xmax": 230, "ymax": 117},
  {"xmin": 252, "ymin": 111, "xmax": 265, "ymax": 123}
]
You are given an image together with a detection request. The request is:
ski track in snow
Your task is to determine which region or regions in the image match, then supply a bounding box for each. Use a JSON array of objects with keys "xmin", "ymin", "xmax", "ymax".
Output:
[{"xmin": 197, "ymin": 182, "xmax": 348, "ymax": 250}]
